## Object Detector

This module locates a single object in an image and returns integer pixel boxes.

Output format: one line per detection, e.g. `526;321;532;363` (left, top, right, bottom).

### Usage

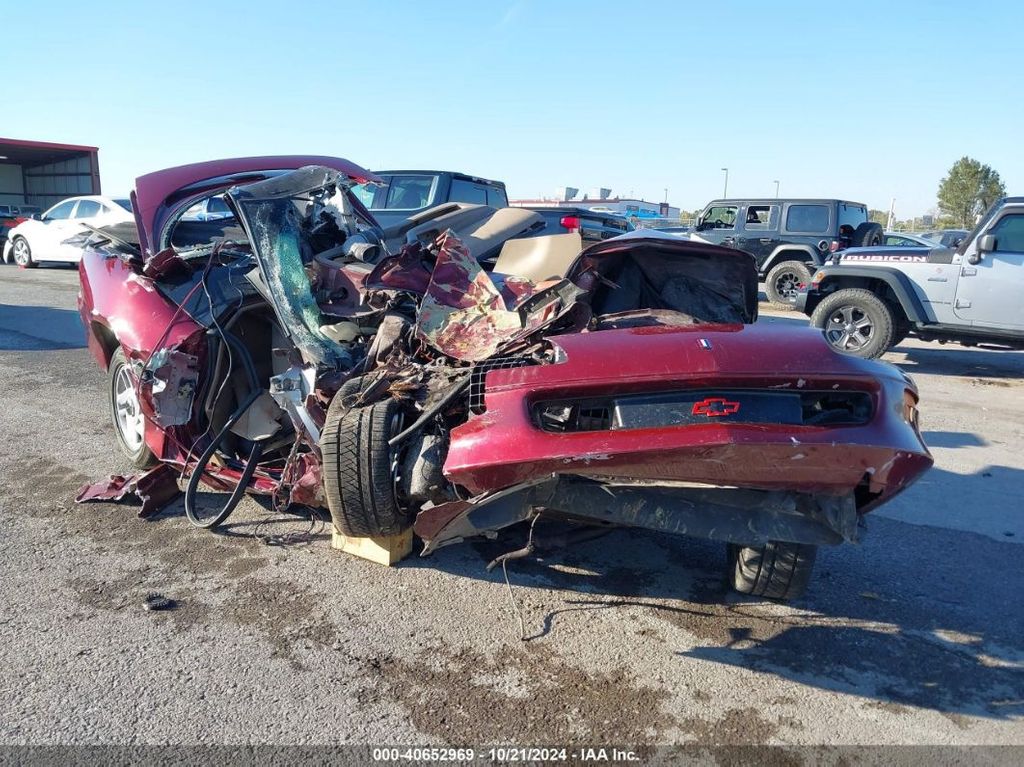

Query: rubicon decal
691;397;741;417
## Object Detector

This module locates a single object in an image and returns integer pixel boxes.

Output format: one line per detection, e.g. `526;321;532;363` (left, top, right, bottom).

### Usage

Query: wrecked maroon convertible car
77;156;932;600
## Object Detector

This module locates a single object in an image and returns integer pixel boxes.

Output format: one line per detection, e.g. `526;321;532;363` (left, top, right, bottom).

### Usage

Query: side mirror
969;234;996;264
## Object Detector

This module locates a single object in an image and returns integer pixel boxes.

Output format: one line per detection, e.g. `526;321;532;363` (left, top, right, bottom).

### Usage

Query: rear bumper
443;349;931;509
795;286;827;316
416;475;862;553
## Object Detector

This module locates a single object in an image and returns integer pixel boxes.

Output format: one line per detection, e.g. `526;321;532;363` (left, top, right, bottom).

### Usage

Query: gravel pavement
1;264;1022;747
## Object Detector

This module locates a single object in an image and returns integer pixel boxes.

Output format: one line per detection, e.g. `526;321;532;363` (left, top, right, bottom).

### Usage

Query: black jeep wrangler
692;198;883;305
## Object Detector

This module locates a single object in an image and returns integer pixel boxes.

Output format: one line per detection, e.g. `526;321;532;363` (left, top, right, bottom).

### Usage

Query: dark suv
692;198;882;305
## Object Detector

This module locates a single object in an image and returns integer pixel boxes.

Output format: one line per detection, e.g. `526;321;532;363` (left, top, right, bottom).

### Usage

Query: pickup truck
517;206;633;245
350;170;508;231
796;196;1024;358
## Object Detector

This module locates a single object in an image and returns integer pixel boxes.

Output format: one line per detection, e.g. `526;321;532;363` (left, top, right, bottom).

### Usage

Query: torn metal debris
75;463;181;518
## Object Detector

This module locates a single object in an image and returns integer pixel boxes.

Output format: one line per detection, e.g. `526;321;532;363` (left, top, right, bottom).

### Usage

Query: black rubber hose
184;389;264;529
184;330;265;530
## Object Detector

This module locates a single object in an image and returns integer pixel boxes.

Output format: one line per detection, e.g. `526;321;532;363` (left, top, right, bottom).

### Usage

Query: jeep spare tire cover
853;222;883;247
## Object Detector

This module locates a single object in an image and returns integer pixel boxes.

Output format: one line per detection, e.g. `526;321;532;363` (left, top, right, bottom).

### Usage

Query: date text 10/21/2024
372;747;641;762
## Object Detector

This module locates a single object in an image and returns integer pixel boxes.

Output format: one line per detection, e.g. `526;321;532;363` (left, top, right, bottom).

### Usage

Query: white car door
62;199;106;261
31;199;79;261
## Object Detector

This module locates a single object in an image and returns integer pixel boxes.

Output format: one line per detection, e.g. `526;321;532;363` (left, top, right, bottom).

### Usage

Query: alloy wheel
113;365;145;451
773;270;802;301
824;306;874;351
13;239;30;266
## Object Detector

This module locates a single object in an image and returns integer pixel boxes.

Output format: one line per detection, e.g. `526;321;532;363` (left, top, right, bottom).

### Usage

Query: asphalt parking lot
1;264;1022;746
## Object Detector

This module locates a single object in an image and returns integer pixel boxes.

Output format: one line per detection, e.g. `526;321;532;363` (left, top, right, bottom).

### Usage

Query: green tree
869;209;889;226
937;157;1006;227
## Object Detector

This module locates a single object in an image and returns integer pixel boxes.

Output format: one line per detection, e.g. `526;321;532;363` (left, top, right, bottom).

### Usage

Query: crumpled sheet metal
414;476;861;554
74;463;181;518
281;451;325;508
414;231;583;362
142;348;199;427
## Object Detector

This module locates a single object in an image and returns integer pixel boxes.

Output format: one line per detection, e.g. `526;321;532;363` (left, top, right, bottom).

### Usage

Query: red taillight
559;215;581;231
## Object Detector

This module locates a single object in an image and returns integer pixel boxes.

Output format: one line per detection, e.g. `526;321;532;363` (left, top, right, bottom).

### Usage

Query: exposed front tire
764;260;812;306
109;347;158;469
728;541;817;600
810;288;895;359
320;397;413;537
12;237;35;269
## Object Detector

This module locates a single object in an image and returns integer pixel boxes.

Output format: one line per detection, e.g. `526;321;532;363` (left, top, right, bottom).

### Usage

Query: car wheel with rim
12;237;36;269
109;347;158;469
764;260;812;306
728;540;817;600
810;288;895;359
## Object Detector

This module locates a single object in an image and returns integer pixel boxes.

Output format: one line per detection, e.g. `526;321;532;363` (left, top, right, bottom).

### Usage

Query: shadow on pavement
922;430;989;449
894;346;1024;379
0;303;84;350
418;476;1024;719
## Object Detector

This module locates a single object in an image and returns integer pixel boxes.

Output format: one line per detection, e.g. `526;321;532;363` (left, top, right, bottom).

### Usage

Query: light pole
773;180;780;198
721;168;729;197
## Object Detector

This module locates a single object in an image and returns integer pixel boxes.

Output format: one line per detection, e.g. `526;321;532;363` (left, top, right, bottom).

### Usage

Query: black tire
108;347;158;469
321;397;412;537
764;260;812;306
728;541;817;600
852;222;883;247
12;237;36;268
810;288;895;359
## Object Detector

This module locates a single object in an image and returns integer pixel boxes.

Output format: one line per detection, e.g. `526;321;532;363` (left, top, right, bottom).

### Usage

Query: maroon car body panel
443;324;928;508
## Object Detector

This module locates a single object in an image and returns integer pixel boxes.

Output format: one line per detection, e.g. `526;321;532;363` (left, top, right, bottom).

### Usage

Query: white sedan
3;195;134;267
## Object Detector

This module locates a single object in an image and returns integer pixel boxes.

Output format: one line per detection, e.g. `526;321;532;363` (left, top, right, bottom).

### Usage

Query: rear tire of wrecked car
728;541;817;600
108;346;158;470
321;397;413;538
764;260;812;306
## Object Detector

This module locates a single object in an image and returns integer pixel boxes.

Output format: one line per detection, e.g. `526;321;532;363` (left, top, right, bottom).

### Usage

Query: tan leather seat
461;207;543;259
492;232;584;282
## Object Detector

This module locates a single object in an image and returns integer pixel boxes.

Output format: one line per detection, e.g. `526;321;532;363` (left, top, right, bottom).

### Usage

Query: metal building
0;137;101;211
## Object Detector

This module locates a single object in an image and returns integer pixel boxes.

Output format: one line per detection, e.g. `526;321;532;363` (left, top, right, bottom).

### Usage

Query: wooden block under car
331;527;413;566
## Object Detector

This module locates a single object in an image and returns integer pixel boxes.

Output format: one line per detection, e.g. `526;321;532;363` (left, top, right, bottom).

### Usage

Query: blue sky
4;0;1021;216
